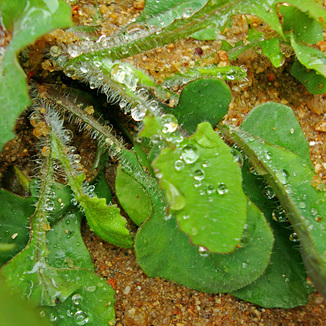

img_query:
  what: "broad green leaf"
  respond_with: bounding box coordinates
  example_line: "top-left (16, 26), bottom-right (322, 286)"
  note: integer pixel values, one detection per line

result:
top-left (0, 0), bottom-right (72, 151)
top-left (291, 37), bottom-right (326, 77)
top-left (219, 123), bottom-right (326, 298)
top-left (280, 5), bottom-right (323, 43)
top-left (135, 198), bottom-right (274, 293)
top-left (231, 160), bottom-right (311, 308)
top-left (0, 189), bottom-right (34, 266)
top-left (291, 59), bottom-right (326, 94)
top-left (115, 165), bottom-right (152, 226)
top-left (167, 78), bottom-right (231, 134)
top-left (153, 122), bottom-right (247, 253)
top-left (240, 102), bottom-right (313, 169)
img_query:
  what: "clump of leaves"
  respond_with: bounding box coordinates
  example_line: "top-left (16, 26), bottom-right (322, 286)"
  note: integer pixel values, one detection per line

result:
top-left (1, 0), bottom-right (326, 324)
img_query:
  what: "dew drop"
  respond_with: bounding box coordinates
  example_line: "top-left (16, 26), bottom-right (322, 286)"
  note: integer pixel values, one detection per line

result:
top-left (181, 7), bottom-right (194, 18)
top-left (217, 183), bottom-right (228, 195)
top-left (290, 128), bottom-right (295, 134)
top-left (198, 246), bottom-right (209, 257)
top-left (272, 207), bottom-right (287, 222)
top-left (193, 180), bottom-right (202, 188)
top-left (263, 185), bottom-right (276, 199)
top-left (63, 129), bottom-right (74, 142)
top-left (299, 202), bottom-right (306, 209)
top-left (180, 145), bottom-right (198, 164)
top-left (50, 46), bottom-right (61, 57)
top-left (71, 198), bottom-right (78, 206)
top-left (206, 185), bottom-right (216, 195)
top-left (161, 114), bottom-right (178, 134)
top-left (85, 285), bottom-right (96, 292)
top-left (74, 310), bottom-right (89, 325)
top-left (163, 214), bottom-right (173, 221)
top-left (44, 199), bottom-right (54, 211)
top-left (193, 169), bottom-right (205, 181)
top-left (190, 227), bottom-right (198, 235)
top-left (242, 262), bottom-right (247, 268)
top-left (182, 214), bottom-right (190, 220)
top-left (174, 160), bottom-right (184, 171)
top-left (264, 151), bottom-right (272, 161)
top-left (275, 169), bottom-right (289, 184)
top-left (289, 233), bottom-right (299, 242)
top-left (131, 105), bottom-right (147, 121)
top-left (72, 294), bottom-right (83, 305)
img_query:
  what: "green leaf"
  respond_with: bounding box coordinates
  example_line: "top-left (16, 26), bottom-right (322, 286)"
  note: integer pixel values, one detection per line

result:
top-left (0, 0), bottom-right (72, 151)
top-left (259, 38), bottom-right (284, 68)
top-left (291, 59), bottom-right (326, 94)
top-left (153, 122), bottom-right (247, 253)
top-left (1, 144), bottom-right (116, 325)
top-left (47, 209), bottom-right (94, 270)
top-left (167, 78), bottom-right (231, 134)
top-left (135, 198), bottom-right (274, 293)
top-left (0, 281), bottom-right (50, 326)
top-left (0, 189), bottom-right (34, 266)
top-left (240, 102), bottom-right (313, 169)
top-left (280, 5), bottom-right (323, 43)
top-left (231, 160), bottom-right (311, 308)
top-left (191, 28), bottom-right (219, 40)
top-left (134, 0), bottom-right (208, 27)
top-left (115, 165), bottom-right (152, 226)
top-left (219, 123), bottom-right (326, 298)
top-left (78, 194), bottom-right (134, 248)
top-left (291, 37), bottom-right (326, 77)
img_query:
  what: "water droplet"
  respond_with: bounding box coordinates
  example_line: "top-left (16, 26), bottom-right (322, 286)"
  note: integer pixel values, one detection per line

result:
top-left (206, 185), bottom-right (216, 194)
top-left (174, 160), bottom-right (184, 171)
top-left (49, 313), bottom-right (57, 322)
top-left (275, 169), bottom-right (289, 184)
top-left (131, 105), bottom-right (147, 121)
top-left (163, 214), bottom-right (173, 221)
top-left (242, 262), bottom-right (247, 268)
top-left (71, 198), bottom-right (78, 206)
top-left (80, 66), bottom-right (88, 74)
top-left (161, 114), bottom-right (178, 134)
top-left (181, 7), bottom-right (194, 18)
top-left (119, 99), bottom-right (129, 112)
top-left (198, 246), bottom-right (209, 257)
top-left (50, 46), bottom-right (61, 57)
top-left (299, 202), bottom-right (306, 209)
top-left (180, 145), bottom-right (198, 164)
top-left (289, 233), bottom-right (299, 242)
top-left (272, 207), bottom-right (287, 222)
top-left (162, 180), bottom-right (186, 210)
top-left (217, 183), bottom-right (228, 195)
top-left (264, 151), bottom-right (272, 161)
top-left (193, 180), bottom-right (202, 188)
top-left (72, 294), bottom-right (83, 305)
top-left (290, 128), bottom-right (295, 134)
top-left (263, 185), bottom-right (276, 199)
top-left (67, 44), bottom-right (81, 58)
top-left (182, 214), bottom-right (190, 220)
top-left (63, 129), bottom-right (74, 142)
top-left (190, 227), bottom-right (198, 235)
top-left (193, 169), bottom-right (205, 181)
top-left (44, 199), bottom-right (54, 211)
top-left (74, 310), bottom-right (89, 325)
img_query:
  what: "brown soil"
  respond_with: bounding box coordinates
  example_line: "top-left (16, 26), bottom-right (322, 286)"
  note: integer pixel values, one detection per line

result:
top-left (1, 0), bottom-right (326, 325)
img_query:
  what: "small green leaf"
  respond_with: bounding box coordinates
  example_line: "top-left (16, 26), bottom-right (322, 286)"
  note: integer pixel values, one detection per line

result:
top-left (259, 38), bottom-right (284, 68)
top-left (291, 37), bottom-right (326, 77)
top-left (79, 195), bottom-right (134, 248)
top-left (168, 78), bottom-right (231, 134)
top-left (153, 122), bottom-right (247, 253)
top-left (280, 5), bottom-right (324, 43)
top-left (115, 165), bottom-right (152, 226)
top-left (291, 59), bottom-right (326, 94)
top-left (0, 0), bottom-right (72, 151)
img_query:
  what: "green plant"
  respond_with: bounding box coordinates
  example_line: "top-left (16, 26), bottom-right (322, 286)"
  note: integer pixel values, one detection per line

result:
top-left (1, 0), bottom-right (326, 324)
